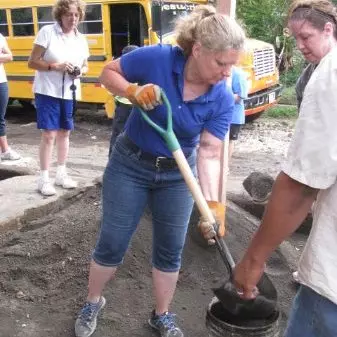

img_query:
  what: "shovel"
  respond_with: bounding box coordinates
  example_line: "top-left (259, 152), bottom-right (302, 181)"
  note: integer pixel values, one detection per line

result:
top-left (137, 90), bottom-right (278, 320)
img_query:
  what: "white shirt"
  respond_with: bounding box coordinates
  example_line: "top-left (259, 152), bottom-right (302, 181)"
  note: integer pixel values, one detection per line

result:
top-left (283, 46), bottom-right (337, 305)
top-left (0, 34), bottom-right (8, 83)
top-left (33, 23), bottom-right (89, 100)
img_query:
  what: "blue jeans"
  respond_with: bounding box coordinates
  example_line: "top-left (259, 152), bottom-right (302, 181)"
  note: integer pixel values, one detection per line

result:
top-left (284, 285), bottom-right (337, 337)
top-left (93, 135), bottom-right (196, 272)
top-left (0, 82), bottom-right (9, 137)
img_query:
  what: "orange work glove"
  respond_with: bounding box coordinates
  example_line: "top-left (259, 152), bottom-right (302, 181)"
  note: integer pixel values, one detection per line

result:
top-left (126, 83), bottom-right (162, 110)
top-left (198, 201), bottom-right (226, 245)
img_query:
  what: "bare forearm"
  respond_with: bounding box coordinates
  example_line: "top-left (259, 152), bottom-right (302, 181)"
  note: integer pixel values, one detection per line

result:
top-left (28, 58), bottom-right (51, 71)
top-left (245, 171), bottom-right (318, 263)
top-left (99, 67), bottom-right (129, 96)
top-left (197, 150), bottom-right (220, 201)
top-left (0, 54), bottom-right (12, 63)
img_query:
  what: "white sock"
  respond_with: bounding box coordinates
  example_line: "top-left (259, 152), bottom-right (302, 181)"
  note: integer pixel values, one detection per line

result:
top-left (40, 170), bottom-right (49, 181)
top-left (56, 164), bottom-right (66, 177)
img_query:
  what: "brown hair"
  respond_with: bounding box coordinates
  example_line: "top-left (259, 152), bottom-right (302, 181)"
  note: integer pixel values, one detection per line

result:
top-left (288, 0), bottom-right (337, 39)
top-left (175, 5), bottom-right (245, 56)
top-left (53, 0), bottom-right (86, 25)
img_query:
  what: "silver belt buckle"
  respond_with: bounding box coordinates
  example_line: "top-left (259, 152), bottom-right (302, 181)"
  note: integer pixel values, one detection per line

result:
top-left (155, 156), bottom-right (166, 168)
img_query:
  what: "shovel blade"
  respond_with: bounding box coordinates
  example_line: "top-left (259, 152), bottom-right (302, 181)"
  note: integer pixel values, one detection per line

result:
top-left (213, 274), bottom-right (277, 320)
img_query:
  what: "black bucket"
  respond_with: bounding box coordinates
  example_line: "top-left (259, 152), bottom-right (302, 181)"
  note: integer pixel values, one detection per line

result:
top-left (206, 298), bottom-right (281, 337)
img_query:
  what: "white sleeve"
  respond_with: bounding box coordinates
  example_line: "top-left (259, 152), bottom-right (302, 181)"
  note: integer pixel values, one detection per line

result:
top-left (283, 54), bottom-right (337, 189)
top-left (34, 25), bottom-right (51, 49)
top-left (82, 35), bottom-right (90, 59)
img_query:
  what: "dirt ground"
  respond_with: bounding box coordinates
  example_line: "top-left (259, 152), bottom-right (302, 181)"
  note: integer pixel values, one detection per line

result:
top-left (0, 107), bottom-right (306, 337)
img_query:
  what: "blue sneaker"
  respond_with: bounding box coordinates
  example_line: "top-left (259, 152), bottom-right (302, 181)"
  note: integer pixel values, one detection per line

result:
top-left (75, 296), bottom-right (106, 337)
top-left (148, 310), bottom-right (184, 337)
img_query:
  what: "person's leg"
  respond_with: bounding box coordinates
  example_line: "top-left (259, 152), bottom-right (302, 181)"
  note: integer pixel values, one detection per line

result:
top-left (0, 82), bottom-right (9, 154)
top-left (55, 99), bottom-right (77, 188)
top-left (0, 82), bottom-right (20, 160)
top-left (40, 130), bottom-right (57, 171)
top-left (284, 285), bottom-right (337, 337)
top-left (149, 155), bottom-right (196, 336)
top-left (227, 124), bottom-right (241, 174)
top-left (75, 138), bottom-right (151, 337)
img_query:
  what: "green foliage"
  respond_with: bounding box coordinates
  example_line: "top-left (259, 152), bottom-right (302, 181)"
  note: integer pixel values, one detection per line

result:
top-left (237, 0), bottom-right (291, 45)
top-left (278, 86), bottom-right (297, 106)
top-left (264, 105), bottom-right (297, 119)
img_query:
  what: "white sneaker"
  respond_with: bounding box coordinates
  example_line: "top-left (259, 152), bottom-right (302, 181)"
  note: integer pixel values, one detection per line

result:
top-left (1, 148), bottom-right (21, 161)
top-left (38, 179), bottom-right (56, 196)
top-left (55, 173), bottom-right (78, 189)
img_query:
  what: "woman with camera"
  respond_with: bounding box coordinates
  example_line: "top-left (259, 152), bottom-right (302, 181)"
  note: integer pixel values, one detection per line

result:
top-left (28, 0), bottom-right (89, 196)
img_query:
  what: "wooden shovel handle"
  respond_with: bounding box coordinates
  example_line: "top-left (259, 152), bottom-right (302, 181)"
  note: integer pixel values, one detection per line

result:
top-left (172, 149), bottom-right (216, 225)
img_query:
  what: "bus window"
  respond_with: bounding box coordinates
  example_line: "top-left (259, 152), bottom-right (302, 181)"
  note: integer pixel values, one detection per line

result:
top-left (78, 4), bottom-right (103, 34)
top-left (110, 4), bottom-right (148, 58)
top-left (11, 8), bottom-right (34, 36)
top-left (0, 9), bottom-right (8, 36)
top-left (37, 6), bottom-right (53, 30)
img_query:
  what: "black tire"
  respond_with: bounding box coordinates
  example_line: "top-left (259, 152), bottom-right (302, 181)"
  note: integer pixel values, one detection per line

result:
top-left (245, 111), bottom-right (264, 123)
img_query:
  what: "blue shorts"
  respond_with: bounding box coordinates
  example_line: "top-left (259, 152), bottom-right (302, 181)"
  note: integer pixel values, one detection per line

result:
top-left (35, 93), bottom-right (74, 130)
top-left (284, 285), bottom-right (337, 337)
top-left (93, 135), bottom-right (196, 272)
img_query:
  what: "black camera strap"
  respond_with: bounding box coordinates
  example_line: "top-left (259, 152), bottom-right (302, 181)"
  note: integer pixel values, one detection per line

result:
top-left (62, 72), bottom-right (77, 114)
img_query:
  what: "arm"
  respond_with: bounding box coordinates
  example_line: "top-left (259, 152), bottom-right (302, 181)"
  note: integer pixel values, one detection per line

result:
top-left (234, 171), bottom-right (318, 298)
top-left (233, 94), bottom-right (241, 103)
top-left (81, 59), bottom-right (88, 75)
top-left (197, 130), bottom-right (223, 201)
top-left (0, 39), bottom-right (12, 63)
top-left (99, 58), bottom-right (130, 96)
top-left (28, 44), bottom-right (70, 72)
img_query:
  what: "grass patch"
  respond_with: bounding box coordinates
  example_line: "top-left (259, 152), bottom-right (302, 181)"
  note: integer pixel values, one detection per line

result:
top-left (264, 104), bottom-right (297, 119)
top-left (278, 85), bottom-right (297, 106)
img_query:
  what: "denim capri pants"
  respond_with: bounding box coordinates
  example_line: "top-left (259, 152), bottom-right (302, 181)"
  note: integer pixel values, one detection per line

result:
top-left (0, 82), bottom-right (9, 137)
top-left (93, 135), bottom-right (196, 272)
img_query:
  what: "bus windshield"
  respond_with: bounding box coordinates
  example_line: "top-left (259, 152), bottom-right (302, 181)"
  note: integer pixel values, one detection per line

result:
top-left (156, 2), bottom-right (197, 36)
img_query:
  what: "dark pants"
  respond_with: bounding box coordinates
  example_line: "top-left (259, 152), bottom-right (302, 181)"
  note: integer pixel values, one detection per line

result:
top-left (109, 102), bottom-right (132, 157)
top-left (0, 82), bottom-right (9, 137)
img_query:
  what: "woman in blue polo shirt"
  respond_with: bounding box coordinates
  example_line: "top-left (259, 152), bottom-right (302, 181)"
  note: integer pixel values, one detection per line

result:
top-left (75, 5), bottom-right (245, 337)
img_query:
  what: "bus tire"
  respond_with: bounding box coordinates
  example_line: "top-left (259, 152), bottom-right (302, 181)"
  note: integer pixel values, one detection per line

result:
top-left (245, 111), bottom-right (263, 123)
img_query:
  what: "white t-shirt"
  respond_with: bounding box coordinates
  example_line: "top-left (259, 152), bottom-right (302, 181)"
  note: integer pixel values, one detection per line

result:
top-left (283, 46), bottom-right (337, 305)
top-left (0, 34), bottom-right (8, 83)
top-left (33, 23), bottom-right (89, 100)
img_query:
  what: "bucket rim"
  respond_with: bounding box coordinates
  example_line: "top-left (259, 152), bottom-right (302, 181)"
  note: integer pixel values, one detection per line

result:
top-left (207, 297), bottom-right (280, 332)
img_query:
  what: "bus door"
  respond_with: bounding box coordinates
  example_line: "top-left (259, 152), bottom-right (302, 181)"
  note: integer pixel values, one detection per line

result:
top-left (109, 4), bottom-right (148, 58)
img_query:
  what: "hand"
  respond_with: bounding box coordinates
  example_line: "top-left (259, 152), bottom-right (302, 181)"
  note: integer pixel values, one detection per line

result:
top-left (233, 257), bottom-right (265, 299)
top-left (126, 84), bottom-right (162, 110)
top-left (52, 62), bottom-right (75, 73)
top-left (198, 201), bottom-right (225, 245)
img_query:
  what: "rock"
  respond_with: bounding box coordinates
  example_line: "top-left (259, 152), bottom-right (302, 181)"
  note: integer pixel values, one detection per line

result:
top-left (243, 171), bottom-right (274, 204)
top-left (16, 291), bottom-right (25, 299)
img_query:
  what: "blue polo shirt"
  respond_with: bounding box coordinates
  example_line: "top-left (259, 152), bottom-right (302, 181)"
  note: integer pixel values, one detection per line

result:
top-left (120, 44), bottom-right (234, 157)
top-left (230, 67), bottom-right (248, 125)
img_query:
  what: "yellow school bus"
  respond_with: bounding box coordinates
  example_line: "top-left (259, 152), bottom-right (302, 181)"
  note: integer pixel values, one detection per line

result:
top-left (0, 0), bottom-right (281, 118)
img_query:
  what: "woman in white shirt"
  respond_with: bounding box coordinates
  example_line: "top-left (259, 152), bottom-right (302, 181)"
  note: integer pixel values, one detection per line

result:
top-left (0, 34), bottom-right (21, 162)
top-left (28, 0), bottom-right (89, 196)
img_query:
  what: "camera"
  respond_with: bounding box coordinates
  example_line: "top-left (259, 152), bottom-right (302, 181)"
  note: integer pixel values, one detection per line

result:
top-left (67, 66), bottom-right (81, 77)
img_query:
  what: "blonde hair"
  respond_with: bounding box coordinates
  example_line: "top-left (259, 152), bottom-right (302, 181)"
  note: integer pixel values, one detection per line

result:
top-left (175, 5), bottom-right (246, 56)
top-left (53, 0), bottom-right (86, 25)
top-left (288, 0), bottom-right (337, 39)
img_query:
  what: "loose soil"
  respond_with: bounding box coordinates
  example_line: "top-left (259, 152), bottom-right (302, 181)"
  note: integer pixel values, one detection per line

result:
top-left (0, 108), bottom-right (305, 337)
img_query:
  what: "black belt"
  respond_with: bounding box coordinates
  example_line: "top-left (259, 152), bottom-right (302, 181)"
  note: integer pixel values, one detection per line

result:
top-left (122, 135), bottom-right (190, 170)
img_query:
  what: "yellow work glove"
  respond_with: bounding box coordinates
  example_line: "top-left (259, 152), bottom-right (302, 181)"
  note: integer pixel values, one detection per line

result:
top-left (198, 201), bottom-right (226, 245)
top-left (126, 83), bottom-right (162, 110)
